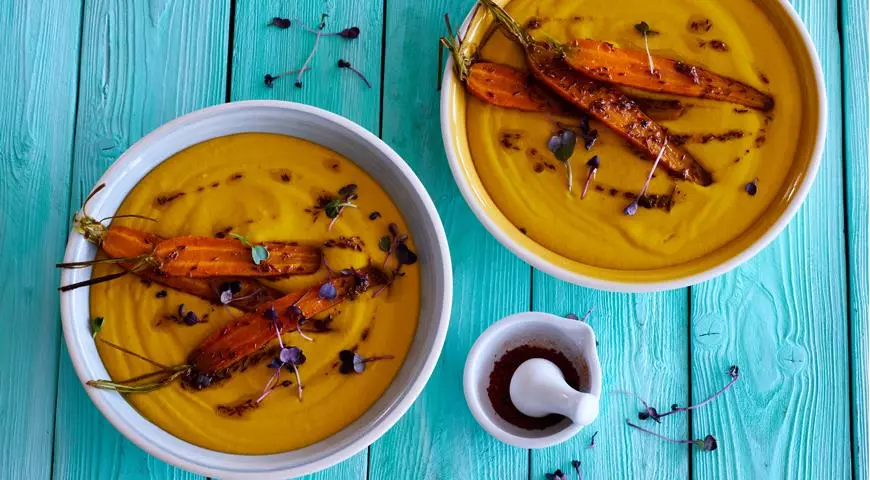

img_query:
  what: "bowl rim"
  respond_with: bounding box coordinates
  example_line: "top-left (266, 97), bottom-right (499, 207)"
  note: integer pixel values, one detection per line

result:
top-left (439, 0), bottom-right (827, 293)
top-left (59, 100), bottom-right (453, 478)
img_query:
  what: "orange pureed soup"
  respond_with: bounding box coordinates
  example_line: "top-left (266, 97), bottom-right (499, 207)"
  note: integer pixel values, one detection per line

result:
top-left (464, 0), bottom-right (803, 271)
top-left (90, 133), bottom-right (419, 454)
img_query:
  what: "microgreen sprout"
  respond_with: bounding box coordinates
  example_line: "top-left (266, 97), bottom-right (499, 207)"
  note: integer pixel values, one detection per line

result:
top-left (655, 366), bottom-right (740, 420)
top-left (626, 420), bottom-right (718, 451)
top-left (377, 223), bottom-right (418, 295)
top-left (337, 59), bottom-right (372, 88)
top-left (571, 460), bottom-right (583, 480)
top-left (310, 184), bottom-right (359, 231)
top-left (582, 155), bottom-right (600, 199)
top-left (290, 18), bottom-right (359, 38)
top-left (218, 280), bottom-right (242, 305)
top-left (588, 431), bottom-right (599, 449)
top-left (634, 21), bottom-right (659, 75)
top-left (263, 67), bottom-right (310, 88)
top-left (295, 13), bottom-right (329, 88)
top-left (548, 129), bottom-right (578, 193)
top-left (624, 139), bottom-right (668, 216)
top-left (90, 317), bottom-right (104, 338)
top-left (338, 350), bottom-right (394, 374)
top-left (229, 233), bottom-right (270, 265)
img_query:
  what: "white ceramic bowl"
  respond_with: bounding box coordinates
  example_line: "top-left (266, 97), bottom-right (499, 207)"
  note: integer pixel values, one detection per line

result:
top-left (59, 101), bottom-right (452, 479)
top-left (440, 0), bottom-right (827, 292)
top-left (464, 312), bottom-right (602, 448)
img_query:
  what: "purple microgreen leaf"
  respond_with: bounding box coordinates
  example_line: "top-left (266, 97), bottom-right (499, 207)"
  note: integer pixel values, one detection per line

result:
top-left (279, 346), bottom-right (306, 365)
top-left (319, 282), bottom-right (338, 300)
top-left (263, 306), bottom-right (279, 322)
top-left (565, 312), bottom-right (580, 320)
top-left (545, 470), bottom-right (568, 480)
top-left (338, 26), bottom-right (360, 38)
top-left (182, 311), bottom-right (200, 326)
top-left (623, 200), bottom-right (639, 216)
top-left (269, 17), bottom-right (291, 29)
top-left (388, 222), bottom-right (400, 237)
top-left (338, 349), bottom-right (394, 374)
top-left (394, 243), bottom-right (418, 265)
top-left (745, 178), bottom-right (758, 196)
top-left (583, 129), bottom-right (598, 150)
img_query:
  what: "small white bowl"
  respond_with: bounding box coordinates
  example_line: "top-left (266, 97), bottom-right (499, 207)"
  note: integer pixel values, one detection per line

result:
top-left (59, 101), bottom-right (452, 479)
top-left (440, 0), bottom-right (827, 292)
top-left (463, 312), bottom-right (602, 449)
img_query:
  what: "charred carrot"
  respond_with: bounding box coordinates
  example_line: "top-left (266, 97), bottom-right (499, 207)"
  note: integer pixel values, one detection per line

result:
top-left (152, 236), bottom-right (321, 278)
top-left (466, 61), bottom-right (686, 121)
top-left (61, 203), bottom-right (322, 286)
top-left (86, 267), bottom-right (388, 393)
top-left (59, 214), bottom-right (286, 309)
top-left (563, 39), bottom-right (774, 111)
top-left (475, 0), bottom-right (713, 186)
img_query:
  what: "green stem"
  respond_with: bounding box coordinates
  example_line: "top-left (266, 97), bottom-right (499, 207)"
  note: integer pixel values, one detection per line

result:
top-left (477, 0), bottom-right (531, 48)
top-left (87, 366), bottom-right (190, 393)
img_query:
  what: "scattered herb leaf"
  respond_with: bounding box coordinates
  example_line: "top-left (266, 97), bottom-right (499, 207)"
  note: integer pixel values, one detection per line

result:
top-left (338, 26), bottom-right (360, 39)
top-left (571, 460), bottom-right (583, 480)
top-left (90, 316), bottom-right (104, 338)
top-left (589, 431), bottom-right (599, 449)
top-left (378, 223), bottom-right (418, 294)
top-left (269, 17), bottom-right (291, 29)
top-left (378, 235), bottom-right (392, 252)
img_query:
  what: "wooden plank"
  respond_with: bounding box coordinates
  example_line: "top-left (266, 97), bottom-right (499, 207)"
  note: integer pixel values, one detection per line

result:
top-left (0, 1), bottom-right (83, 478)
top-left (530, 283), bottom-right (689, 479)
top-left (230, 0), bottom-right (383, 135)
top-left (51, 0), bottom-right (230, 478)
top-left (690, 0), bottom-right (850, 477)
top-left (842, 0), bottom-right (869, 478)
top-left (229, 0), bottom-right (384, 478)
top-left (368, 0), bottom-right (531, 478)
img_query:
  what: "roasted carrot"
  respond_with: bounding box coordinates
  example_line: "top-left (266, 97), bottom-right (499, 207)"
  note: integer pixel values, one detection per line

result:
top-left (63, 210), bottom-right (322, 281)
top-left (188, 267), bottom-right (388, 375)
top-left (476, 0), bottom-right (713, 186)
top-left (86, 267), bottom-right (388, 393)
top-left (466, 61), bottom-right (686, 121)
top-left (62, 220), bottom-right (285, 310)
top-left (563, 39), bottom-right (774, 111)
top-left (152, 236), bottom-right (321, 278)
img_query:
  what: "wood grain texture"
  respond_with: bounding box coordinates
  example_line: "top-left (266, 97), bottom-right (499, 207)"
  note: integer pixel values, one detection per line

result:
top-left (0, 1), bottom-right (82, 478)
top-left (229, 1), bottom-right (384, 478)
top-left (842, 0), bottom-right (869, 478)
top-left (530, 283), bottom-right (689, 480)
top-left (51, 0), bottom-right (230, 478)
top-left (369, 0), bottom-right (531, 478)
top-left (690, 0), bottom-right (849, 477)
top-left (230, 0), bottom-right (383, 135)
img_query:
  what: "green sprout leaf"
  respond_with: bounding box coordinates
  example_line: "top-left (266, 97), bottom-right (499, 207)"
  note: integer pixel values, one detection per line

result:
top-left (228, 233), bottom-right (253, 248)
top-left (324, 198), bottom-right (342, 219)
top-left (548, 129), bottom-right (577, 163)
top-left (91, 316), bottom-right (104, 338)
top-left (378, 235), bottom-right (392, 252)
top-left (251, 245), bottom-right (270, 265)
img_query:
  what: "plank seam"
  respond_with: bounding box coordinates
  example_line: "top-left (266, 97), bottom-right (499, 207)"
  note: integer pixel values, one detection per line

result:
top-left (224, 0), bottom-right (237, 103)
top-left (687, 285), bottom-right (693, 480)
top-left (837, 1), bottom-right (857, 478)
top-left (52, 0), bottom-right (88, 476)
top-left (377, 0), bottom-right (388, 138)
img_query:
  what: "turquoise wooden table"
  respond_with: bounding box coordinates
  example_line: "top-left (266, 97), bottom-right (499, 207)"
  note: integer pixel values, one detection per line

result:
top-left (1, 0), bottom-right (866, 478)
